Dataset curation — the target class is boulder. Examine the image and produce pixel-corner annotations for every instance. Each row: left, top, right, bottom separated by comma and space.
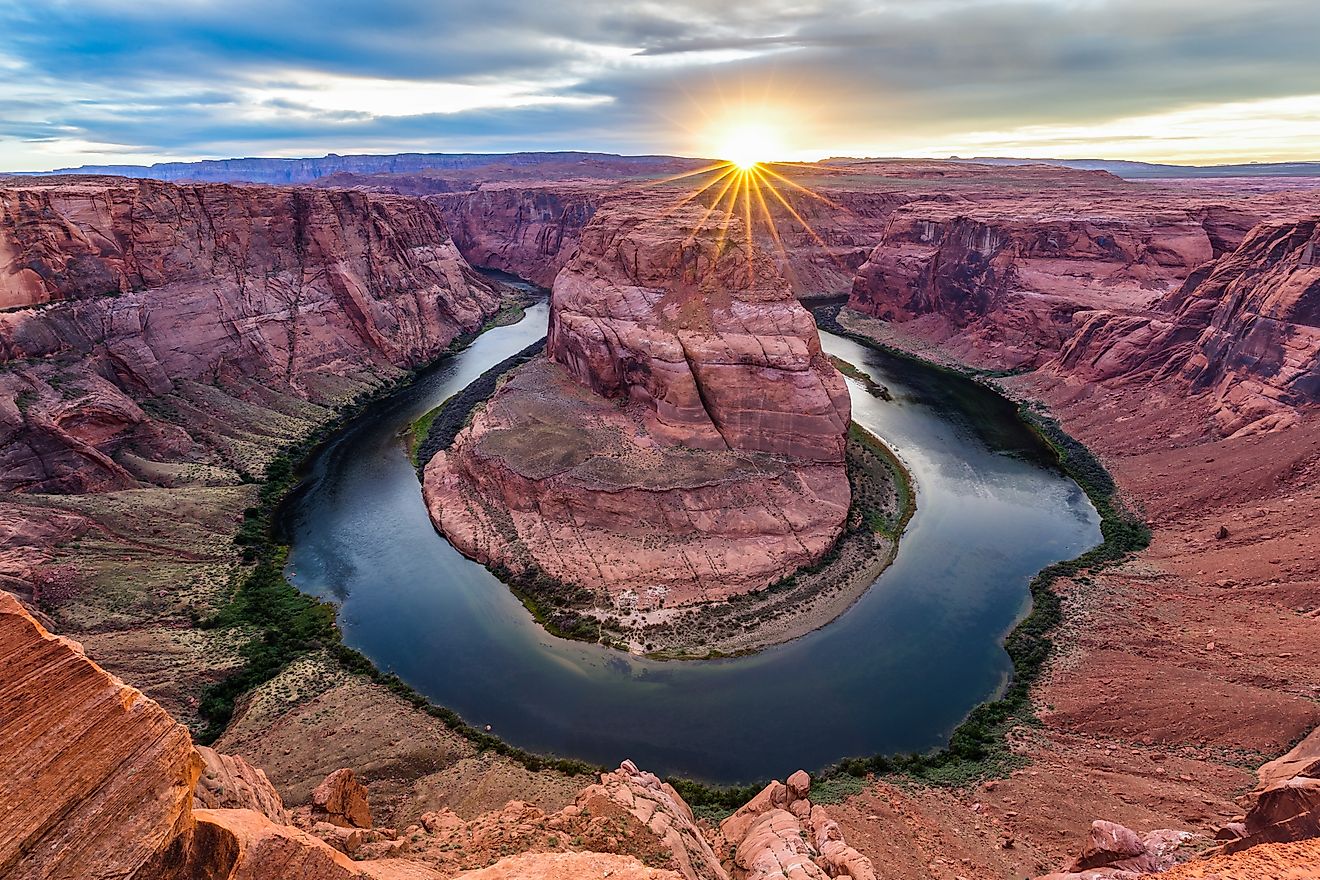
194, 746, 290, 825
312, 768, 373, 829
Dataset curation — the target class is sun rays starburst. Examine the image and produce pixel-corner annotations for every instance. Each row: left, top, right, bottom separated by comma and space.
637, 157, 842, 287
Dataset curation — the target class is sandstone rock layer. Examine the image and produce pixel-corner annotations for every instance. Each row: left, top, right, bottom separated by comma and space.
424, 202, 851, 605
0, 176, 502, 492
0, 590, 201, 879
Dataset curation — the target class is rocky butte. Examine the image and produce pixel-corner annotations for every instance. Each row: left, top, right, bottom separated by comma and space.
423, 199, 852, 608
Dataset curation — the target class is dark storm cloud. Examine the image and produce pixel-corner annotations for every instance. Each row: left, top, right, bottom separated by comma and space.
1, 0, 1317, 167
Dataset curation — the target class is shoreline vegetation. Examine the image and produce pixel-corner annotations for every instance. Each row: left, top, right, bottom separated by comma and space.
194, 291, 1149, 820
410, 349, 916, 659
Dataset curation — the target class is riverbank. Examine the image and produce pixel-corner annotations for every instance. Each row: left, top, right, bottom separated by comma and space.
801, 303, 1148, 787
800, 304, 1320, 879
621, 424, 914, 658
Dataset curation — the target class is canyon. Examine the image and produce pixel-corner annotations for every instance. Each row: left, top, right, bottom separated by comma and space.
2, 157, 1319, 879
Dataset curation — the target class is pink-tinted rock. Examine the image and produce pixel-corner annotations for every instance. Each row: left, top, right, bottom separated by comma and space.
194, 746, 290, 825
0, 590, 203, 879
458, 851, 685, 880
424, 200, 850, 604
786, 770, 812, 801
848, 208, 1219, 370
1040, 819, 1194, 878
433, 183, 606, 287
578, 761, 726, 880
0, 176, 502, 492
1051, 218, 1320, 435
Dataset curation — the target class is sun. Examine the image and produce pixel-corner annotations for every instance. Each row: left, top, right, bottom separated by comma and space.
717, 122, 783, 170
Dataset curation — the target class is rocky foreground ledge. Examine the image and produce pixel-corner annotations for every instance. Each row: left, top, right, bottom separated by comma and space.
6, 578, 1319, 879
423, 200, 854, 615
0, 584, 878, 879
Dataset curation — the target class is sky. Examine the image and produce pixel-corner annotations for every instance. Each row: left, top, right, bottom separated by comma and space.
2, 0, 1319, 171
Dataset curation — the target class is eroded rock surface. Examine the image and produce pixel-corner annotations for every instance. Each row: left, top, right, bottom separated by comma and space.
1217, 724, 1320, 854
194, 745, 290, 825
848, 206, 1224, 370
0, 589, 201, 878
0, 176, 502, 493
425, 201, 851, 605
313, 767, 375, 829
1053, 218, 1320, 435
720, 771, 875, 880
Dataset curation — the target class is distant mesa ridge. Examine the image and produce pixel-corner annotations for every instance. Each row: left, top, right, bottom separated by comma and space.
11, 150, 1320, 183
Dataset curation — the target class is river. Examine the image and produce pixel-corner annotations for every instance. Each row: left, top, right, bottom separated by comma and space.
284, 299, 1100, 784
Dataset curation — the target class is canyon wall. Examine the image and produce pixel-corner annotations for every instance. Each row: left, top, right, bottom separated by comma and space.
432, 184, 606, 287
0, 177, 503, 493
846, 204, 1235, 369
1054, 217, 1320, 434
424, 200, 852, 607
432, 181, 907, 298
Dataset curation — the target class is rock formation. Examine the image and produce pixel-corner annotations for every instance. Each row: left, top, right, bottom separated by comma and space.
1053, 218, 1320, 435
433, 183, 607, 287
312, 768, 374, 829
194, 745, 291, 825
719, 771, 874, 880
0, 590, 201, 878
1035, 820, 1196, 879
0, 176, 503, 493
424, 200, 851, 605
1215, 725, 1320, 854
847, 206, 1225, 370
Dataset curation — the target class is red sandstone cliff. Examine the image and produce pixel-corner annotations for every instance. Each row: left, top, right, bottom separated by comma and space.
432, 183, 608, 287
423, 200, 851, 606
1053, 218, 1320, 434
0, 177, 503, 493
846, 204, 1231, 369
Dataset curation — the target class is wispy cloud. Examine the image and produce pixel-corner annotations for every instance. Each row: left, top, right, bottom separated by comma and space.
0, 0, 1317, 169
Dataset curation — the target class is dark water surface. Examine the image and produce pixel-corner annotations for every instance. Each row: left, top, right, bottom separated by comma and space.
285, 301, 1100, 784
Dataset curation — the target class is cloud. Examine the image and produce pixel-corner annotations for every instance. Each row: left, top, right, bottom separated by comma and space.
0, 0, 1317, 168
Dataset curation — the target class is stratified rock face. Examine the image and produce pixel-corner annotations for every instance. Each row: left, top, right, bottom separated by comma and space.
1053, 218, 1320, 435
0, 176, 502, 493
0, 590, 202, 879
547, 205, 851, 461
848, 208, 1222, 368
579, 760, 727, 880
1216, 724, 1320, 854
424, 202, 851, 606
433, 184, 604, 287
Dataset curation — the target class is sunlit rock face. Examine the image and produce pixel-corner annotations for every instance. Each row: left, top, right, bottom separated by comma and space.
847, 206, 1224, 370
0, 176, 502, 493
1052, 218, 1320, 435
424, 201, 851, 607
